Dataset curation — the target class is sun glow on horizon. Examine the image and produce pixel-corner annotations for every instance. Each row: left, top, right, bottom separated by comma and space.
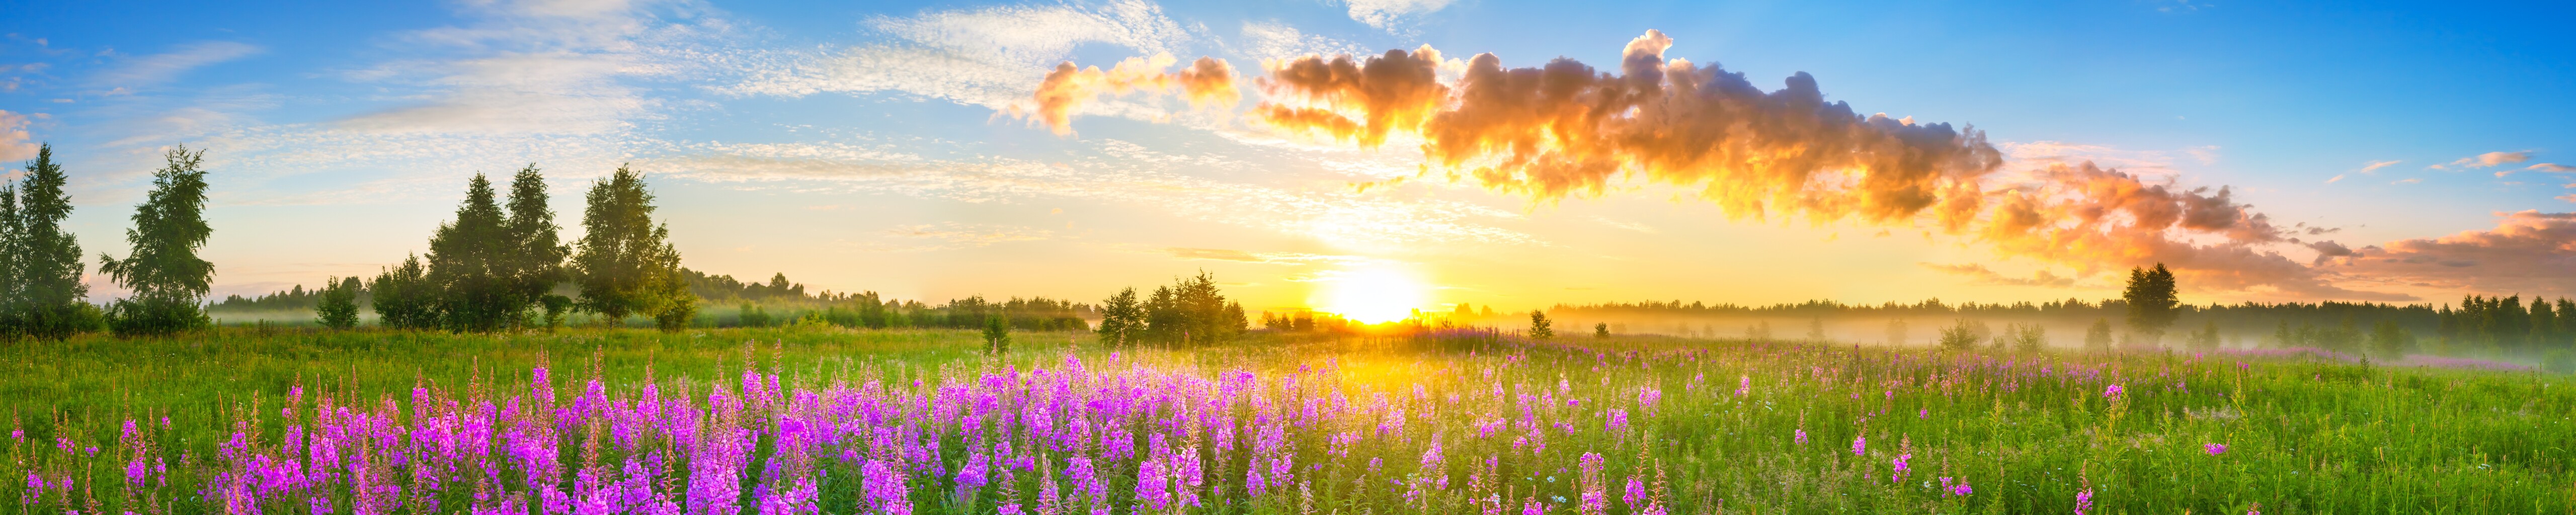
1313, 266, 1428, 324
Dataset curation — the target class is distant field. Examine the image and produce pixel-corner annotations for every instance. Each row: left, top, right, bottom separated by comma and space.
5, 327, 2570, 514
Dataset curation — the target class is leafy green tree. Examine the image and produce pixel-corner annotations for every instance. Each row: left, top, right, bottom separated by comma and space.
2368, 319, 2416, 359
1527, 310, 1552, 340
426, 174, 516, 332
3, 145, 94, 339
2184, 320, 2222, 352
2084, 318, 2115, 353
315, 276, 360, 329
1594, 322, 1610, 338
2122, 263, 2179, 344
571, 166, 690, 329
1092, 286, 1144, 345
1937, 319, 1982, 351
99, 146, 215, 337
370, 254, 440, 330
984, 314, 1010, 355
2011, 323, 2048, 353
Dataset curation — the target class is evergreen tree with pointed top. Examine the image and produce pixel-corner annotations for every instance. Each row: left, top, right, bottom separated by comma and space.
100, 146, 215, 337
2, 144, 96, 339
426, 174, 515, 331
504, 164, 570, 326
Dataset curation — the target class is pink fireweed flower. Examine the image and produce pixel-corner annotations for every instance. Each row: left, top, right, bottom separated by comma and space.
2075, 488, 2095, 515
1793, 429, 1808, 445
1735, 375, 1749, 396
1939, 477, 1972, 497
1917, 408, 1927, 419
2205, 443, 2228, 455
1605, 409, 1629, 433
1852, 435, 1867, 456
1890, 453, 1911, 483
2103, 384, 2124, 398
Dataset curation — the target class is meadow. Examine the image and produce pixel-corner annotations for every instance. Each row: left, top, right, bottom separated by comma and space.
5, 325, 2571, 515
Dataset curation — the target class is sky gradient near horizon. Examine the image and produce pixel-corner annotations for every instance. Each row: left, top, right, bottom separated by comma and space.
1, 0, 2571, 319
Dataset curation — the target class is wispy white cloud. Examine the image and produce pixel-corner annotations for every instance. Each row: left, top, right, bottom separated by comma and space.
1234, 21, 1370, 60
2529, 163, 2575, 173
333, 0, 736, 135
2359, 159, 2400, 173
638, 137, 1538, 247
866, 222, 1056, 251
724, 0, 1189, 114
1164, 247, 1372, 265
1339, 0, 1455, 33
2428, 150, 2531, 170
92, 41, 262, 88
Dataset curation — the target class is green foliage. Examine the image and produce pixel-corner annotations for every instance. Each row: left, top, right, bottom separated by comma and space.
2545, 350, 2576, 375
2184, 320, 2223, 351
2007, 322, 2047, 352
99, 146, 215, 337
1097, 287, 1143, 347
369, 254, 440, 330
1593, 322, 1609, 338
2369, 319, 2417, 359
315, 276, 360, 330
1119, 271, 1242, 347
983, 315, 1010, 355
1937, 318, 1982, 350
571, 166, 689, 326
737, 303, 772, 328
0, 144, 92, 340
425, 174, 517, 332
2122, 263, 2179, 339
1527, 310, 1552, 340
2084, 318, 2114, 352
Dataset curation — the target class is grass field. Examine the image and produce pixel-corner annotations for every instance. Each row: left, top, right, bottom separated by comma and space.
4, 326, 2571, 514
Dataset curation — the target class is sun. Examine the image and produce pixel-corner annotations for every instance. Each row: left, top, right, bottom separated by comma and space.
1315, 266, 1428, 324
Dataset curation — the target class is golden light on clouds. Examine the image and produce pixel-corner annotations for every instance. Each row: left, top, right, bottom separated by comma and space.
1312, 265, 1429, 323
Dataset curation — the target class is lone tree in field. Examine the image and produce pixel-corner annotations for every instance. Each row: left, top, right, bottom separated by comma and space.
984, 315, 1010, 355
1594, 322, 1609, 338
99, 146, 215, 337
1096, 287, 1143, 348
315, 276, 360, 329
2122, 263, 2180, 345
572, 166, 693, 331
1, 144, 95, 339
1937, 319, 1982, 351
1527, 310, 1553, 340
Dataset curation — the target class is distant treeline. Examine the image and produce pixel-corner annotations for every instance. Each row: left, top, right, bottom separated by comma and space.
1544, 292, 2576, 358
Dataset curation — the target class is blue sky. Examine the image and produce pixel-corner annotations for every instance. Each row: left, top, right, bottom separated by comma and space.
2, 0, 2570, 313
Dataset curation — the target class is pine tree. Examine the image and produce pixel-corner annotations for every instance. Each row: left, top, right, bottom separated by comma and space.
1097, 287, 1139, 348
99, 146, 215, 337
504, 164, 570, 328
5, 145, 92, 339
571, 166, 690, 329
984, 315, 1011, 355
1527, 310, 1553, 340
426, 174, 514, 332
316, 276, 360, 329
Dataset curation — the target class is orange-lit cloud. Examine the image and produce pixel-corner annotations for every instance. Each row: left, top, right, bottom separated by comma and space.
0, 110, 35, 162
2322, 210, 2576, 297
2429, 150, 2531, 170
1231, 30, 2398, 299
1024, 53, 1238, 135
